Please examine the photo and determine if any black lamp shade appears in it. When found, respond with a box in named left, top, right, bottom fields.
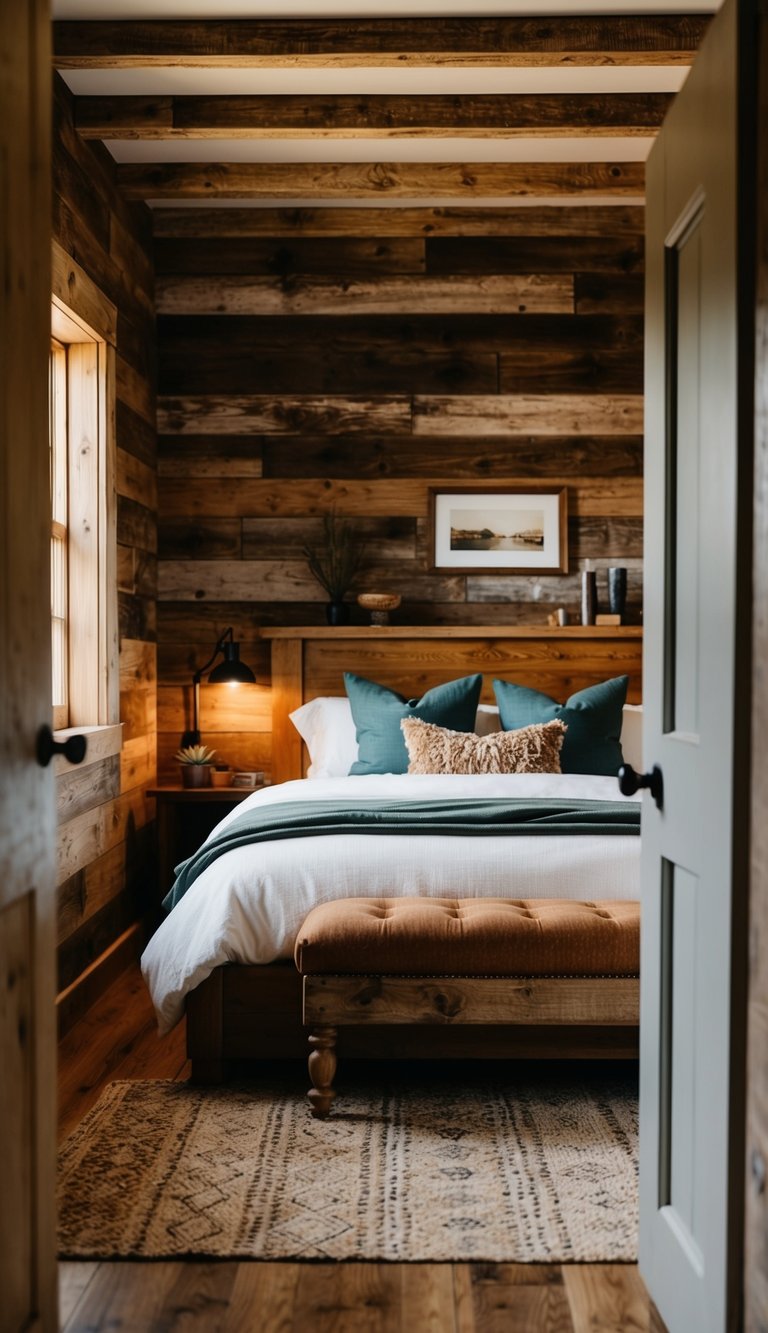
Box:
left=207, top=641, right=256, bottom=685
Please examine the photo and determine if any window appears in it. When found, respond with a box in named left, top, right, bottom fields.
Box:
left=49, top=295, right=118, bottom=733
left=50, top=339, right=69, bottom=728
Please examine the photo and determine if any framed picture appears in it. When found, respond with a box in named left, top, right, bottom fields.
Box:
left=428, top=485, right=568, bottom=575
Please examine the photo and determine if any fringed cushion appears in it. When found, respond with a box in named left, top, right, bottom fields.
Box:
left=401, top=716, right=566, bottom=776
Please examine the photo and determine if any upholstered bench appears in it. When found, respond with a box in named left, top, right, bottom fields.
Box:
left=293, top=896, right=640, bottom=1118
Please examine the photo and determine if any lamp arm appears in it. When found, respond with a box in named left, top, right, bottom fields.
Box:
left=186, top=628, right=234, bottom=746
left=195, top=627, right=234, bottom=681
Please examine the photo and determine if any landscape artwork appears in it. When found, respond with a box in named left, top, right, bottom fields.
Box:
left=429, top=487, right=568, bottom=574
left=450, top=507, right=546, bottom=552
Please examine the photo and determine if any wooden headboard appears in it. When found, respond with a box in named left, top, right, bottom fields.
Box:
left=262, top=625, right=643, bottom=785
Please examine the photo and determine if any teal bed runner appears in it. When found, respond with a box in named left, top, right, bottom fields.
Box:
left=163, top=797, right=640, bottom=911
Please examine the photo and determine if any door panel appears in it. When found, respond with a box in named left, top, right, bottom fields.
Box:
left=670, top=211, right=703, bottom=739
left=0, top=0, right=57, bottom=1329
left=641, top=0, right=753, bottom=1329
left=668, top=866, right=699, bottom=1241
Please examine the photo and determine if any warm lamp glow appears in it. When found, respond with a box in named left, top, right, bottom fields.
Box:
left=181, top=628, right=256, bottom=748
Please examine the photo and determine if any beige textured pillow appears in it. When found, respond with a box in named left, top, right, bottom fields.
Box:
left=401, top=716, right=566, bottom=776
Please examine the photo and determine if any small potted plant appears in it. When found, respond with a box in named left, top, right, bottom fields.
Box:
left=175, top=743, right=216, bottom=788
left=303, top=510, right=365, bottom=625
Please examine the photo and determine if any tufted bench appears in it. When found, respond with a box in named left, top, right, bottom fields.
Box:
left=294, top=896, right=640, bottom=1117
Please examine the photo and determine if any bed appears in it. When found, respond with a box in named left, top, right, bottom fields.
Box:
left=142, top=625, right=643, bottom=1079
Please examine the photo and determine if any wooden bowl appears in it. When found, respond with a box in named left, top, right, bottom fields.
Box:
left=357, top=593, right=402, bottom=612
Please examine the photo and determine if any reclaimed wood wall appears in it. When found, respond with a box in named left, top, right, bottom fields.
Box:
left=53, top=74, right=157, bottom=1000
left=155, top=205, right=644, bottom=780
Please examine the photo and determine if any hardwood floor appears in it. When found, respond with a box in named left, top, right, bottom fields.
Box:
left=58, top=965, right=655, bottom=1333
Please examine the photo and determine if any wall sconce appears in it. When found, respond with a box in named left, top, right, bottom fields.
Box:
left=181, top=627, right=256, bottom=748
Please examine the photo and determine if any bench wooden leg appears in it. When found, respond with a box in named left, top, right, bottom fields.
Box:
left=307, top=1026, right=337, bottom=1119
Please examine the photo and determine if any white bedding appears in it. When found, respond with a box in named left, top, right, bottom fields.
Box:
left=141, top=772, right=641, bottom=1034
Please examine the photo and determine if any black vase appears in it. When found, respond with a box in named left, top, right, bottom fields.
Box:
left=608, top=567, right=628, bottom=618
left=581, top=570, right=597, bottom=625
left=326, top=600, right=350, bottom=626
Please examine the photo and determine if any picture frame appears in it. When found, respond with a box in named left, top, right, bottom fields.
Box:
left=428, top=485, right=568, bottom=575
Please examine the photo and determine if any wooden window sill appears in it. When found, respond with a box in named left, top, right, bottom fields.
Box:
left=52, top=722, right=123, bottom=774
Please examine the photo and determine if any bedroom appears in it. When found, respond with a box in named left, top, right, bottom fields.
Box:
left=2, top=1, right=768, bottom=1330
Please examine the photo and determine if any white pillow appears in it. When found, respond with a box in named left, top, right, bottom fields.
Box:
left=289, top=696, right=358, bottom=778
left=290, top=695, right=642, bottom=777
left=475, top=703, right=502, bottom=736
left=619, top=703, right=643, bottom=771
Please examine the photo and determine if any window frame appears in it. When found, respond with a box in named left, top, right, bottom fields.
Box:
left=50, top=337, right=69, bottom=730
left=50, top=245, right=119, bottom=737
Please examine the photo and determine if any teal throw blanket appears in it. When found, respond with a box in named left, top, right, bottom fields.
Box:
left=163, top=797, right=640, bottom=912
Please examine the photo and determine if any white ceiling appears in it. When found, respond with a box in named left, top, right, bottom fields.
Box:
left=53, top=1, right=721, bottom=17
left=61, top=65, right=688, bottom=96
left=109, top=135, right=652, bottom=163
left=55, top=3, right=714, bottom=205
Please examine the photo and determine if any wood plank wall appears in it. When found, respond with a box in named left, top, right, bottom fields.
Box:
left=155, top=206, right=644, bottom=780
left=52, top=74, right=157, bottom=994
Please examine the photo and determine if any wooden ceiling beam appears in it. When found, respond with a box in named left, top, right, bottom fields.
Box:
left=75, top=92, right=672, bottom=140
left=54, top=17, right=709, bottom=68
left=116, top=160, right=645, bottom=202
left=151, top=205, right=646, bottom=239
left=155, top=273, right=575, bottom=317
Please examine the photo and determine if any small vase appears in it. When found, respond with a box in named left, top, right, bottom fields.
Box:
left=180, top=765, right=211, bottom=788
left=581, top=570, right=597, bottom=625
left=326, top=600, right=350, bottom=626
left=608, top=567, right=628, bottom=619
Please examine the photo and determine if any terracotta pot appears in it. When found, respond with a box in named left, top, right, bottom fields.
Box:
left=180, top=764, right=211, bottom=788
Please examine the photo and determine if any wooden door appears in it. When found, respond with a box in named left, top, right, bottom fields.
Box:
left=744, top=8, right=768, bottom=1325
left=641, top=0, right=754, bottom=1329
left=0, top=2, right=58, bottom=1330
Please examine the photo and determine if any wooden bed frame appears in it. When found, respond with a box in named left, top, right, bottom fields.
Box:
left=186, top=625, right=643, bottom=1081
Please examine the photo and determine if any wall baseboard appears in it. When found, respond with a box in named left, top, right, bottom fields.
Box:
left=56, top=921, right=145, bottom=1037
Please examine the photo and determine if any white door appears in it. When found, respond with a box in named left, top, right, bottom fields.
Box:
left=639, top=0, right=753, bottom=1328
left=0, top=1, right=58, bottom=1329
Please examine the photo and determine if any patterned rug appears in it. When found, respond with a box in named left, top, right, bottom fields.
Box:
left=58, top=1068, right=638, bottom=1262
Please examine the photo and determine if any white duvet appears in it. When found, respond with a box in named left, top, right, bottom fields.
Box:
left=141, top=772, right=641, bottom=1033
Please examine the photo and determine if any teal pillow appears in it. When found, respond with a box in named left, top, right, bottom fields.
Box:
left=345, top=672, right=483, bottom=776
left=492, top=675, right=628, bottom=776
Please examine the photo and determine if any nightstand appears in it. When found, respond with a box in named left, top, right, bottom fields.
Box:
left=147, top=786, right=252, bottom=899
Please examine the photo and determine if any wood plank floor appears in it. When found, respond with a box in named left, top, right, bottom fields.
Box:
left=58, top=965, right=657, bottom=1333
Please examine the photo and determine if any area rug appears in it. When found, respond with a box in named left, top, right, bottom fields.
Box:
left=58, top=1068, right=638, bottom=1262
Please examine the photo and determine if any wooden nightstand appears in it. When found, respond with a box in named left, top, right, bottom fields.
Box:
left=147, top=786, right=253, bottom=899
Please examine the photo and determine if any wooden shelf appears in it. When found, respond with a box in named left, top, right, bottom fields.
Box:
left=147, top=785, right=258, bottom=801
left=262, top=625, right=642, bottom=640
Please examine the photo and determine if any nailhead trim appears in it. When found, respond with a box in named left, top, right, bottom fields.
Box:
left=309, top=972, right=640, bottom=981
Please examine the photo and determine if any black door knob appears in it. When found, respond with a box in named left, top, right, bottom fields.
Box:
left=36, top=724, right=87, bottom=768
left=618, top=762, right=663, bottom=810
